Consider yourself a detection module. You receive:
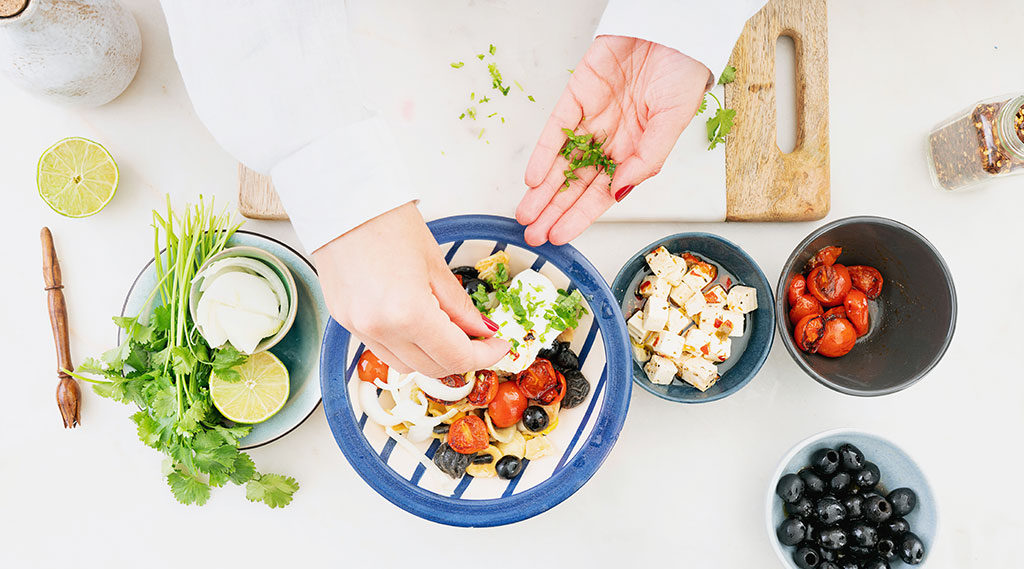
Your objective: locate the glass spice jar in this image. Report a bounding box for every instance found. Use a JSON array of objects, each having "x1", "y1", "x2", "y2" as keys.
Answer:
[{"x1": 927, "y1": 93, "x2": 1024, "y2": 191}]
